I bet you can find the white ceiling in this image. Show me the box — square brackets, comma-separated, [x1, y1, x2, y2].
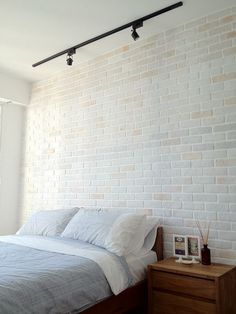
[0, 0, 234, 82]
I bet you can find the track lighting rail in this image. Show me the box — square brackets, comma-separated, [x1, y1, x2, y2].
[32, 1, 183, 67]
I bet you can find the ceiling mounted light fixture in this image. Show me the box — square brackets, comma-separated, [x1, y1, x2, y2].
[131, 21, 143, 41]
[66, 48, 76, 66]
[131, 28, 139, 41]
[32, 2, 183, 68]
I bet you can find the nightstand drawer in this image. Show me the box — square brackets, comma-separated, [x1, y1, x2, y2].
[151, 270, 216, 300]
[152, 291, 216, 314]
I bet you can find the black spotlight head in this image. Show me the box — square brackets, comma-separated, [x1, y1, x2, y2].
[66, 48, 76, 66]
[131, 28, 139, 41]
[66, 55, 73, 66]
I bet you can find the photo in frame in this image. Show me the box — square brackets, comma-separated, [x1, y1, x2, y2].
[173, 234, 187, 262]
[187, 235, 200, 263]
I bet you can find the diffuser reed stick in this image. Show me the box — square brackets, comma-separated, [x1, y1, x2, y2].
[196, 220, 210, 245]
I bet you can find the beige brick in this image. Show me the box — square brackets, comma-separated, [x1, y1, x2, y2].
[220, 31, 236, 40]
[223, 47, 236, 56]
[212, 72, 236, 83]
[44, 148, 55, 154]
[182, 152, 202, 160]
[121, 45, 129, 52]
[154, 193, 171, 201]
[191, 110, 213, 119]
[72, 127, 86, 133]
[120, 165, 135, 172]
[161, 93, 179, 102]
[225, 97, 236, 106]
[96, 122, 107, 128]
[162, 186, 182, 192]
[198, 21, 219, 32]
[217, 177, 228, 184]
[132, 129, 142, 136]
[111, 173, 127, 179]
[81, 100, 96, 107]
[161, 138, 181, 146]
[160, 50, 175, 58]
[91, 194, 104, 199]
[220, 15, 236, 24]
[216, 159, 236, 167]
[141, 69, 158, 78]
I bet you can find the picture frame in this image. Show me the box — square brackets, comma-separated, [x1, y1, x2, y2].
[187, 235, 200, 262]
[173, 234, 187, 262]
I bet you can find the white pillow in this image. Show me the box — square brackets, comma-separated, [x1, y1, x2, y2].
[17, 208, 80, 236]
[134, 216, 160, 256]
[61, 211, 147, 256]
[105, 213, 147, 256]
[145, 216, 160, 237]
[61, 211, 120, 247]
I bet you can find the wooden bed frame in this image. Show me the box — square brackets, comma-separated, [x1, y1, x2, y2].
[81, 226, 164, 314]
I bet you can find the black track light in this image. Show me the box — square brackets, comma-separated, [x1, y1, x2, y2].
[66, 48, 76, 66]
[66, 55, 73, 66]
[131, 21, 143, 41]
[32, 2, 183, 67]
[131, 28, 139, 41]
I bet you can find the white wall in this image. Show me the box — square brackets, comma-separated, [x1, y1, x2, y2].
[0, 71, 31, 105]
[22, 7, 236, 264]
[0, 102, 25, 234]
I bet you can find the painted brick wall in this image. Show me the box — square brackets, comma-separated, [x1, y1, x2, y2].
[22, 7, 236, 263]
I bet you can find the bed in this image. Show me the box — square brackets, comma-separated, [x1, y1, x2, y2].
[0, 209, 163, 314]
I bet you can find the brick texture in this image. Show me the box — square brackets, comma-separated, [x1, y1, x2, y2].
[21, 7, 236, 264]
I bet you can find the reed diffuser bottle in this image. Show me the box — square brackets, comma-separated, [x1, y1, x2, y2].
[201, 244, 211, 265]
[196, 221, 211, 265]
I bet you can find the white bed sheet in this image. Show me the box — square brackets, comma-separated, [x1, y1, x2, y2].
[126, 250, 157, 283]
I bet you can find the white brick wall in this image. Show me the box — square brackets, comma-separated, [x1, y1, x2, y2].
[22, 7, 236, 264]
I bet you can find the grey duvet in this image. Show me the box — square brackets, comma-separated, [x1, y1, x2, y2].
[0, 239, 131, 314]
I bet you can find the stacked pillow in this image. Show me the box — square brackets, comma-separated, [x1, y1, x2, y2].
[17, 208, 160, 256]
[17, 207, 80, 237]
[61, 211, 147, 256]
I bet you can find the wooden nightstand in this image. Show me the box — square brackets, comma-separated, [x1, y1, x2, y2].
[148, 257, 236, 314]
